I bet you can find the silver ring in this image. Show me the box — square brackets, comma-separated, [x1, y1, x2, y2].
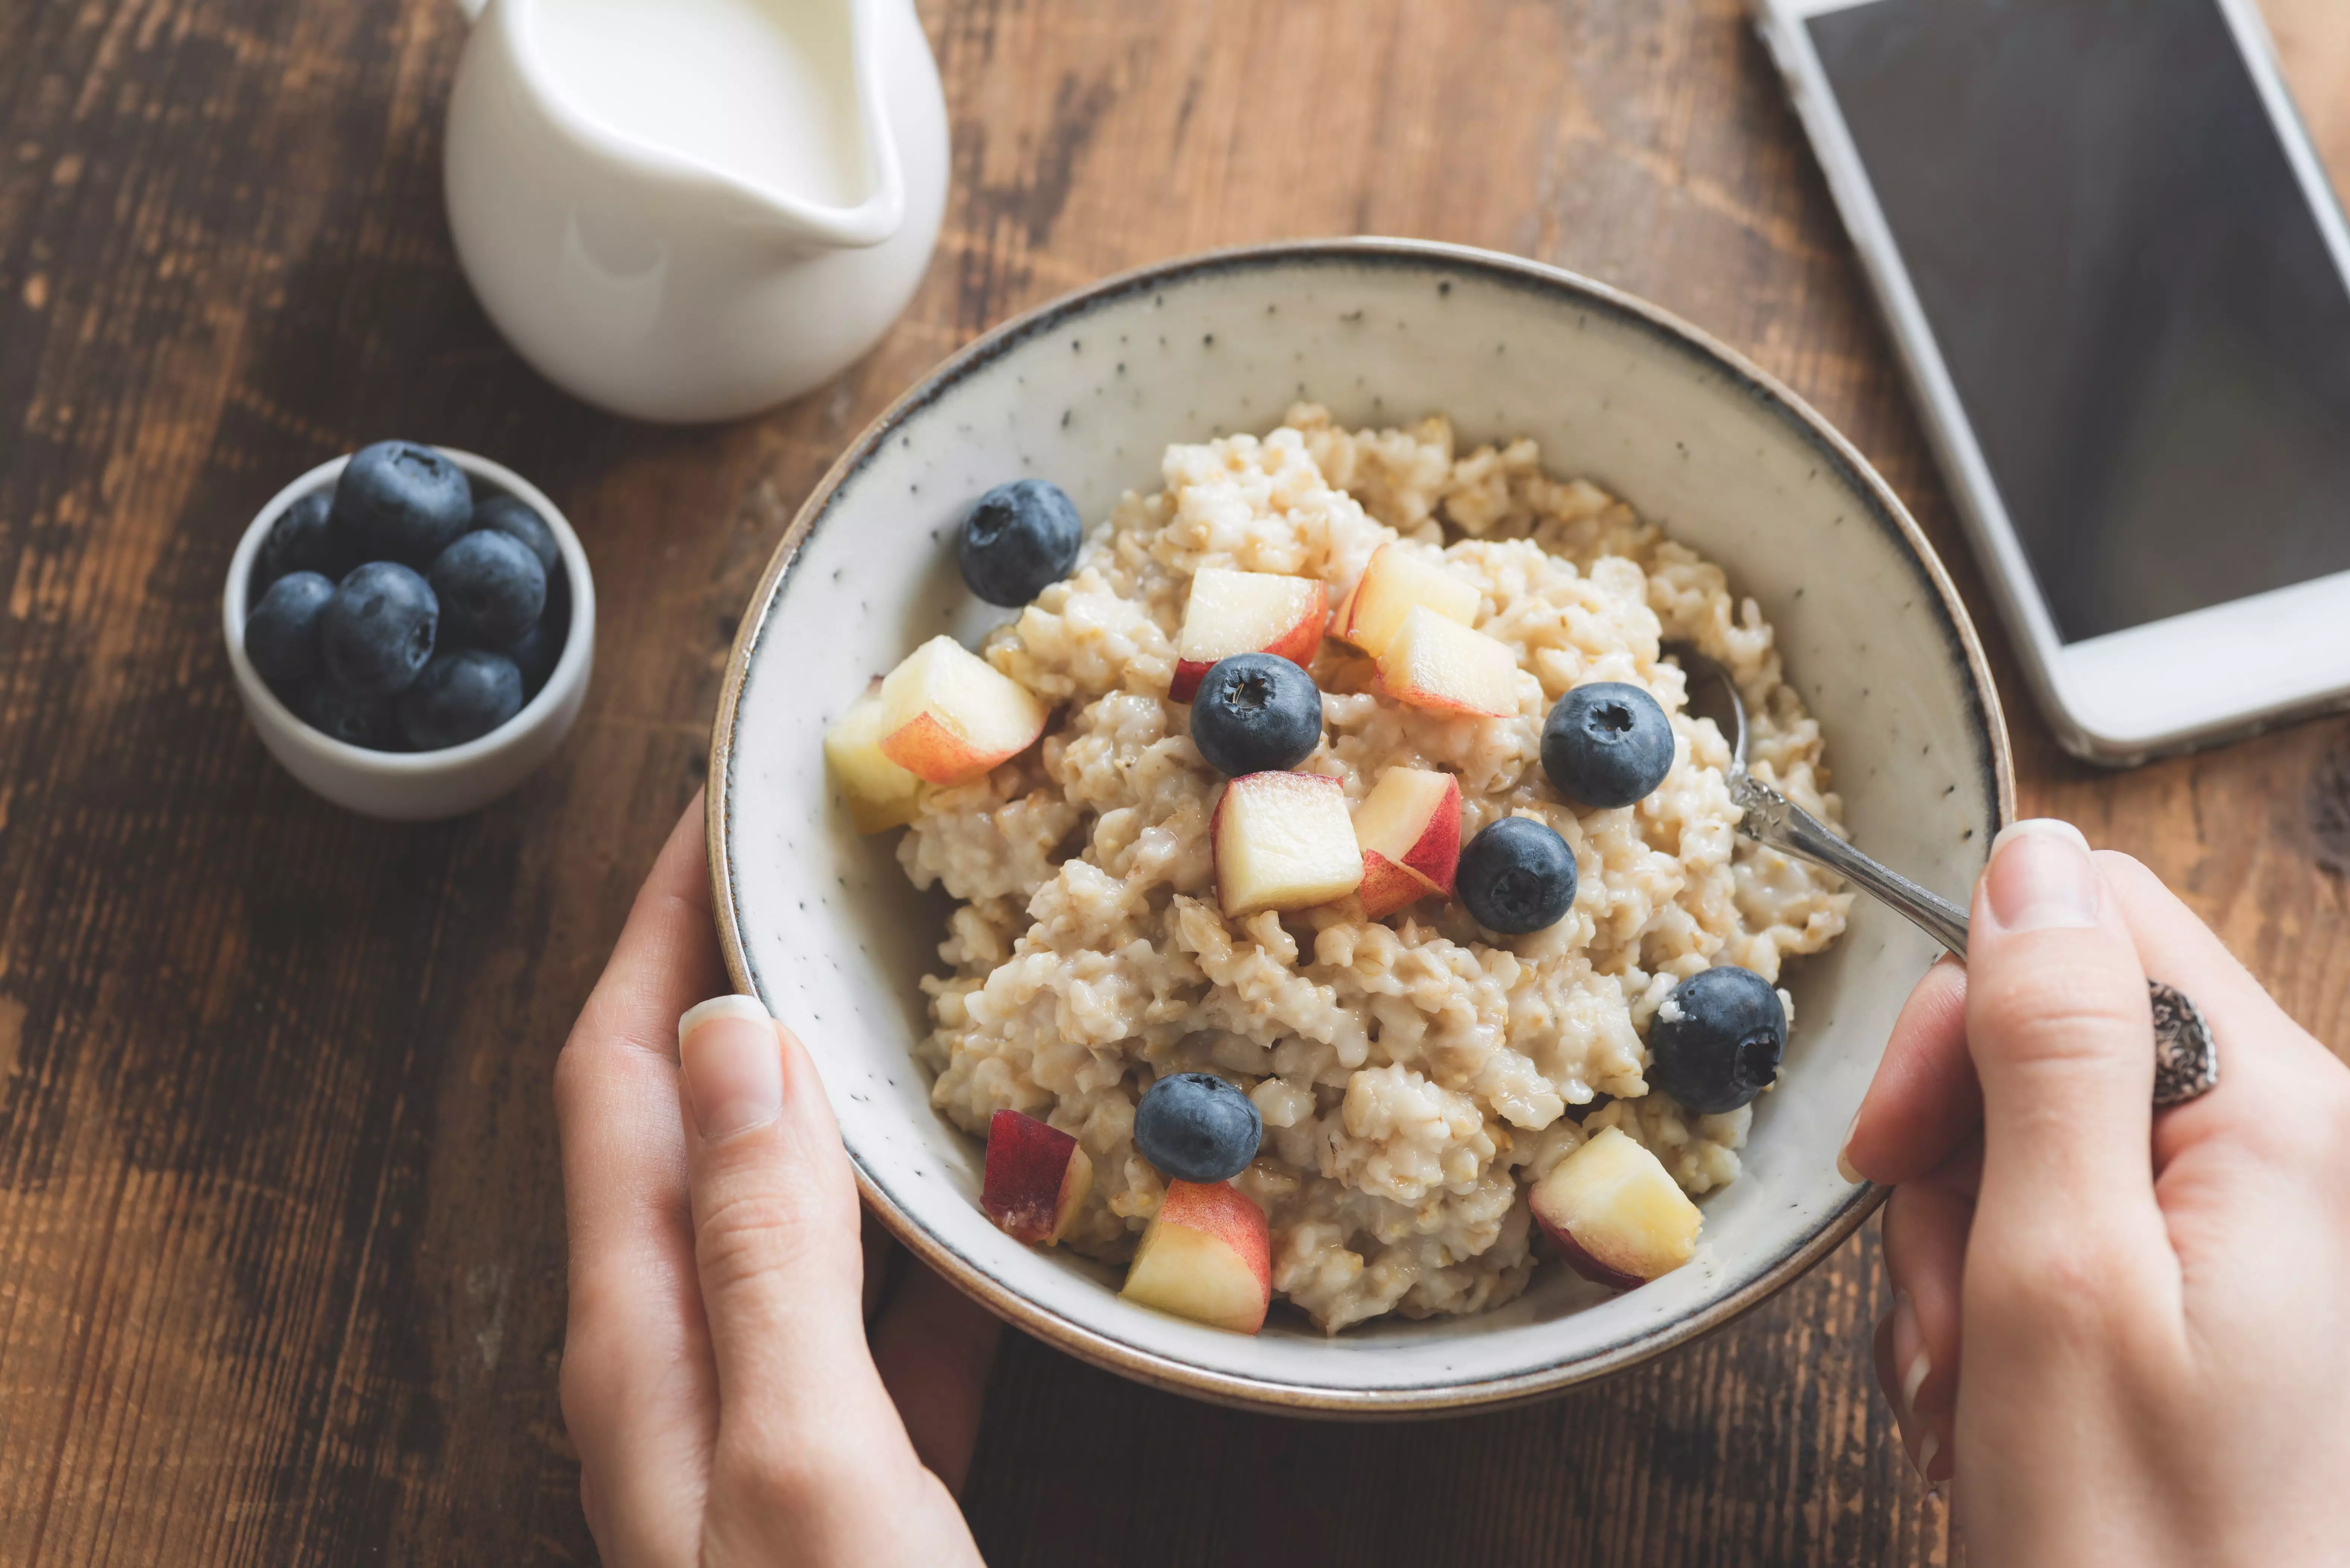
[2150, 981, 2219, 1107]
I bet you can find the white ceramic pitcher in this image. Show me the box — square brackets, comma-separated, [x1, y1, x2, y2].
[444, 0, 948, 423]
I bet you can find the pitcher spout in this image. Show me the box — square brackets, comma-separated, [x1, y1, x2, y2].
[751, 0, 906, 249]
[512, 0, 907, 251]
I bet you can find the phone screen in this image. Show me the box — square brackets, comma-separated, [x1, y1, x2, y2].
[1807, 0, 2350, 643]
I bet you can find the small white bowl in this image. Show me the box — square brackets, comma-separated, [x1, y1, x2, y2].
[223, 447, 595, 820]
[711, 240, 2014, 1415]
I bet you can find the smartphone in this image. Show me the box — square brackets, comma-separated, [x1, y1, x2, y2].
[1752, 0, 2350, 764]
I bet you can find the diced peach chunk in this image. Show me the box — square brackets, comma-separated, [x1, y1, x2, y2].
[981, 1109, 1094, 1245]
[1374, 607, 1521, 718]
[1171, 568, 1327, 702]
[824, 677, 924, 832]
[1211, 771, 1363, 917]
[1334, 543, 1480, 658]
[1118, 1179, 1272, 1334]
[1352, 767, 1462, 917]
[875, 635, 1048, 786]
[1528, 1126, 1702, 1291]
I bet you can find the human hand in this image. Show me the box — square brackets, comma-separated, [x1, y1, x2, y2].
[554, 792, 996, 1567]
[1843, 819, 2350, 1565]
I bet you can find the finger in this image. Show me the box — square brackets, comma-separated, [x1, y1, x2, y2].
[1964, 821, 2175, 1304]
[1879, 1144, 1976, 1484]
[1871, 1306, 1901, 1453]
[872, 1259, 1002, 1495]
[578, 1467, 603, 1545]
[554, 792, 727, 1565]
[2092, 851, 2350, 1328]
[559, 791, 726, 1269]
[1842, 958, 1978, 1185]
[2094, 851, 2344, 1160]
[863, 1209, 911, 1324]
[676, 999, 925, 1534]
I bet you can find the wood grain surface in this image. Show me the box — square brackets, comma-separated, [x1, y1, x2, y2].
[1, 1, 2342, 1563]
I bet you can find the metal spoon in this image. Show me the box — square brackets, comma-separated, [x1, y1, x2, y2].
[1663, 643, 2217, 1107]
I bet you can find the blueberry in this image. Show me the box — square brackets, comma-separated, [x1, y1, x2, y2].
[253, 491, 346, 592]
[471, 494, 559, 575]
[506, 612, 564, 697]
[1542, 682, 1675, 809]
[430, 530, 546, 648]
[1189, 653, 1323, 775]
[330, 442, 473, 567]
[1647, 966, 1786, 1114]
[321, 561, 438, 697]
[244, 571, 335, 696]
[399, 649, 525, 750]
[517, 564, 574, 694]
[543, 549, 572, 622]
[291, 678, 401, 750]
[1455, 816, 1578, 934]
[1134, 1072, 1263, 1183]
[957, 478, 1083, 606]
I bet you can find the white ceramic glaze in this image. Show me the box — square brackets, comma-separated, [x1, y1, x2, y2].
[444, 0, 948, 423]
[223, 449, 596, 821]
[711, 241, 2014, 1415]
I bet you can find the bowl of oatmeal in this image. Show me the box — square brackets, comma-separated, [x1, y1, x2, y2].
[710, 240, 2012, 1413]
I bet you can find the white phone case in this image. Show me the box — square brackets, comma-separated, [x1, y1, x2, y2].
[1752, 0, 2350, 764]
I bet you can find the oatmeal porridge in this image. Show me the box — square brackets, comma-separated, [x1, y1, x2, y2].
[838, 405, 1851, 1334]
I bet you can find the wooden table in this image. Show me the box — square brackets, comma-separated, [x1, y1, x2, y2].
[3, 2, 2343, 1562]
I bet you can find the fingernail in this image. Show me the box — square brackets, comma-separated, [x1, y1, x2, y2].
[1915, 1430, 1939, 1480]
[1892, 1290, 1929, 1418]
[1836, 1102, 1864, 1185]
[679, 995, 783, 1141]
[1833, 1100, 1871, 1185]
[1984, 818, 2098, 932]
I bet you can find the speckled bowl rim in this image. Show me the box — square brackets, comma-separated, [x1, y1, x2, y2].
[707, 238, 2015, 1418]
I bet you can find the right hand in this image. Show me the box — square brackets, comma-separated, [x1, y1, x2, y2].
[1842, 819, 2350, 1565]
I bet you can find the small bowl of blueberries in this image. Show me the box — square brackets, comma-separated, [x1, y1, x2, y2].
[223, 441, 594, 820]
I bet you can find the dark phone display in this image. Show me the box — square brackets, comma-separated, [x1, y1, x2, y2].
[1809, 0, 2350, 642]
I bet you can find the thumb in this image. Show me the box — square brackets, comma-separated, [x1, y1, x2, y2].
[1963, 821, 2171, 1293]
[675, 997, 911, 1496]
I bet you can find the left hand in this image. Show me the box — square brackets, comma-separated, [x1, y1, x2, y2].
[553, 791, 997, 1567]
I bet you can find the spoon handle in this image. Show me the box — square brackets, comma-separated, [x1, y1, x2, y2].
[1731, 774, 1972, 958]
[1728, 774, 2218, 1106]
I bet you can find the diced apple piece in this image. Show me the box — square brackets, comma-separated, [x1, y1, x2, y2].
[875, 635, 1048, 786]
[1334, 543, 1480, 657]
[1374, 606, 1521, 718]
[1529, 1126, 1702, 1291]
[1171, 568, 1328, 702]
[1353, 767, 1463, 918]
[824, 678, 923, 832]
[1118, 1179, 1272, 1334]
[980, 1109, 1094, 1245]
[1211, 771, 1363, 917]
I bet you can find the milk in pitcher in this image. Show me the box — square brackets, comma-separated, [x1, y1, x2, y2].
[529, 0, 871, 207]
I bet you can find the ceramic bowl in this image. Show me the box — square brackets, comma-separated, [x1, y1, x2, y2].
[710, 240, 2013, 1415]
[223, 448, 595, 821]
